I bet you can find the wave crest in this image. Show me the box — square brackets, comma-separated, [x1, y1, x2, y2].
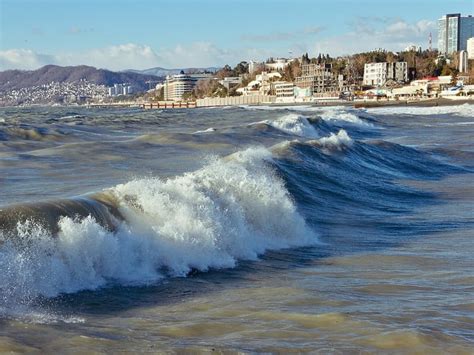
[258, 114, 319, 138]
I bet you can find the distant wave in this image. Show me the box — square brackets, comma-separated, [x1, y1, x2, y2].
[193, 127, 216, 134]
[367, 103, 474, 117]
[241, 104, 373, 127]
[0, 126, 69, 142]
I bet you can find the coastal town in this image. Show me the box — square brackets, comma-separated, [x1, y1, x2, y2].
[1, 12, 473, 108]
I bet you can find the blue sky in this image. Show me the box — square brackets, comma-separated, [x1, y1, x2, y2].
[1, 0, 472, 70]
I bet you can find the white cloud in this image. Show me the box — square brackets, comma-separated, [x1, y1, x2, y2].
[0, 49, 56, 70]
[0, 42, 273, 71]
[314, 18, 437, 56]
[66, 43, 163, 70]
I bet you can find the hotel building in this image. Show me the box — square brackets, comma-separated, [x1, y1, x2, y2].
[164, 73, 212, 101]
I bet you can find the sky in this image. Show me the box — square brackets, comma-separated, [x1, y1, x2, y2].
[0, 0, 473, 71]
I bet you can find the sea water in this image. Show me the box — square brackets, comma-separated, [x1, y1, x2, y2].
[0, 104, 473, 352]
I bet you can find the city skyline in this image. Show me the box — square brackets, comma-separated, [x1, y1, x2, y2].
[0, 0, 473, 71]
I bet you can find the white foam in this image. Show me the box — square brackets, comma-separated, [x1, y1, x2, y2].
[246, 105, 371, 126]
[0, 147, 316, 308]
[193, 127, 216, 134]
[259, 113, 319, 138]
[367, 103, 474, 117]
[308, 129, 353, 151]
[317, 107, 371, 126]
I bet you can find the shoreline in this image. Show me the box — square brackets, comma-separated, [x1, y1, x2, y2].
[1, 97, 473, 110]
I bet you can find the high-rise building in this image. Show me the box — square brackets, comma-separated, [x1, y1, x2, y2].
[438, 14, 474, 55]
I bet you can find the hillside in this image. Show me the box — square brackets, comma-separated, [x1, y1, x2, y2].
[0, 65, 162, 92]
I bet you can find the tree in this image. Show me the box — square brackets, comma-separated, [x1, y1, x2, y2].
[282, 59, 302, 82]
[450, 71, 459, 87]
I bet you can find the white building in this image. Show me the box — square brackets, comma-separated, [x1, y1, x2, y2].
[363, 62, 408, 87]
[265, 58, 294, 71]
[404, 44, 422, 52]
[164, 73, 212, 101]
[467, 37, 474, 59]
[459, 50, 468, 73]
[274, 81, 295, 103]
[108, 83, 132, 96]
[236, 71, 282, 96]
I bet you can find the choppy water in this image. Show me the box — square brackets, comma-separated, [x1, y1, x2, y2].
[0, 104, 473, 352]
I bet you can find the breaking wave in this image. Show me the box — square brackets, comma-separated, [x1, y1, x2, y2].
[257, 113, 319, 138]
[0, 147, 316, 309]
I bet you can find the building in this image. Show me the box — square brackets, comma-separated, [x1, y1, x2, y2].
[218, 76, 242, 91]
[404, 44, 422, 52]
[459, 50, 468, 73]
[108, 83, 132, 96]
[438, 14, 474, 55]
[236, 71, 281, 96]
[363, 62, 408, 87]
[295, 64, 339, 95]
[163, 73, 212, 101]
[274, 81, 295, 103]
[265, 58, 294, 71]
[467, 37, 474, 59]
[248, 60, 263, 74]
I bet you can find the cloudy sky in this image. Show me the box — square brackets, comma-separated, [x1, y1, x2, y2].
[0, 0, 472, 71]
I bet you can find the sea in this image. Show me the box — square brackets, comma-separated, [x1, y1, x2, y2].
[0, 104, 473, 353]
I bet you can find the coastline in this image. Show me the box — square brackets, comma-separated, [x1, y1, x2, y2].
[1, 97, 472, 110]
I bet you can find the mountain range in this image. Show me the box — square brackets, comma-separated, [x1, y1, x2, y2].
[0, 65, 223, 93]
[0, 65, 163, 92]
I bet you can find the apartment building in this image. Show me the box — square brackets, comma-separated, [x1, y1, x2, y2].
[363, 62, 408, 87]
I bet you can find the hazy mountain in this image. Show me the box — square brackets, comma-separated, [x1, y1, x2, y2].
[0, 65, 163, 92]
[125, 66, 221, 77]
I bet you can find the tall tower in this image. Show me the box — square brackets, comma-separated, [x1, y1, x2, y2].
[429, 32, 432, 51]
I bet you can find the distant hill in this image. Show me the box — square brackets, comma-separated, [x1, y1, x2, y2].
[0, 65, 163, 92]
[125, 66, 221, 77]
